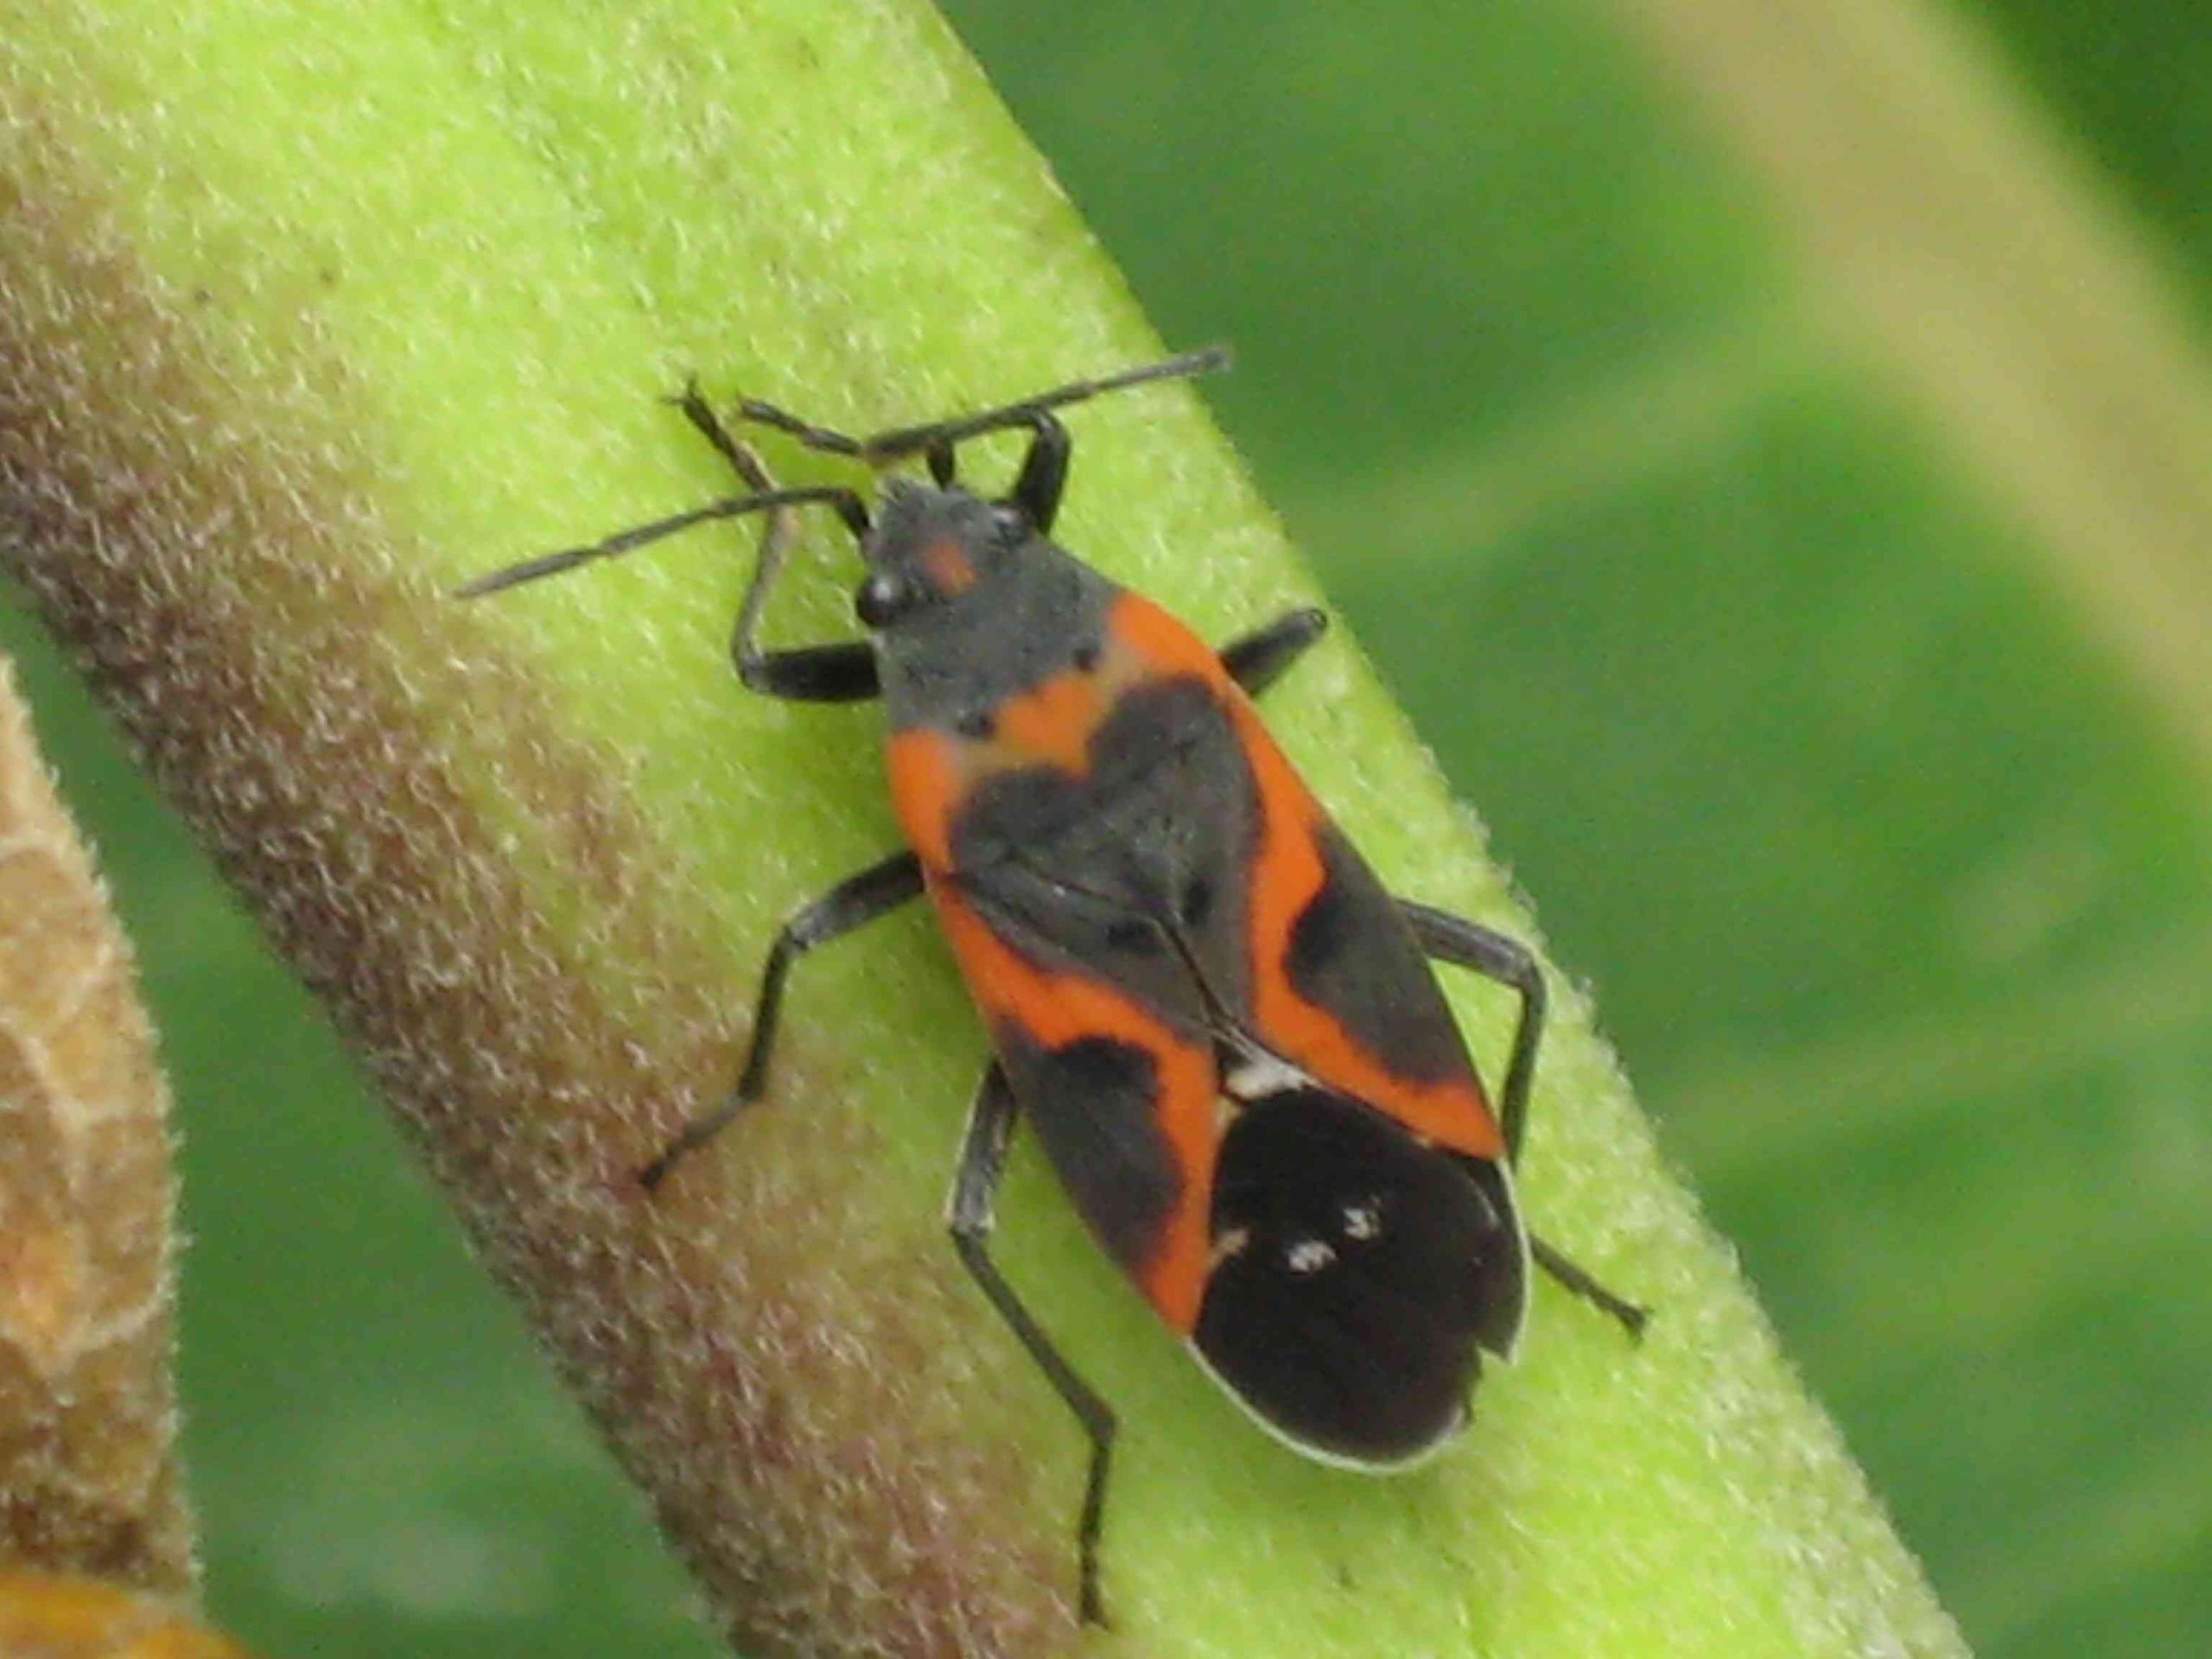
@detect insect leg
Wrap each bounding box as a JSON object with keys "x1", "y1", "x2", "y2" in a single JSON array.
[
  {"x1": 947, "y1": 1063, "x2": 1119, "y2": 1627},
  {"x1": 666, "y1": 385, "x2": 882, "y2": 702},
  {"x1": 1529, "y1": 1235, "x2": 1649, "y2": 1340},
  {"x1": 731, "y1": 395, "x2": 867, "y2": 457},
  {"x1": 746, "y1": 349, "x2": 1228, "y2": 535},
  {"x1": 855, "y1": 347, "x2": 1228, "y2": 467},
  {"x1": 1399, "y1": 901, "x2": 1648, "y2": 1339},
  {"x1": 1002, "y1": 410, "x2": 1071, "y2": 531},
  {"x1": 730, "y1": 397, "x2": 960, "y2": 493},
  {"x1": 1397, "y1": 901, "x2": 1546, "y2": 1163},
  {"x1": 1217, "y1": 607, "x2": 1329, "y2": 697},
  {"x1": 639, "y1": 851, "x2": 925, "y2": 1189}
]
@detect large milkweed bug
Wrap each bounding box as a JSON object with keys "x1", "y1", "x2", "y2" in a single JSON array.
[{"x1": 458, "y1": 349, "x2": 1647, "y2": 1624}]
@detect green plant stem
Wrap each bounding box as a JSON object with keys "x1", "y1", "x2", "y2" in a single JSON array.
[{"x1": 1, "y1": 2, "x2": 1967, "y2": 1655}]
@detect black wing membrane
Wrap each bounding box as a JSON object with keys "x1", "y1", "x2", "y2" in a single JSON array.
[{"x1": 1193, "y1": 1085, "x2": 1525, "y2": 1464}]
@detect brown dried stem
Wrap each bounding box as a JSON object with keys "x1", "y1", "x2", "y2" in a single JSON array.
[{"x1": 0, "y1": 654, "x2": 194, "y2": 1595}]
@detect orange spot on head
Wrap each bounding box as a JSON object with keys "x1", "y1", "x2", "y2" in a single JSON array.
[{"x1": 919, "y1": 537, "x2": 977, "y2": 597}]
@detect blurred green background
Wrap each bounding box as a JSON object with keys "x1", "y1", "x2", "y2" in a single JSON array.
[{"x1": 4, "y1": 1, "x2": 2209, "y2": 1656}]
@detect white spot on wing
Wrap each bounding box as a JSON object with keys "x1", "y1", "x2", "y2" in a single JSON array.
[
  {"x1": 1210, "y1": 1225, "x2": 1251, "y2": 1268},
  {"x1": 1341, "y1": 1198, "x2": 1382, "y2": 1241},
  {"x1": 1285, "y1": 1237, "x2": 1335, "y2": 1274},
  {"x1": 1224, "y1": 1046, "x2": 1312, "y2": 1101}
]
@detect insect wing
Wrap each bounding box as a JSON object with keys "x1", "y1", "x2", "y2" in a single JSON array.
[{"x1": 927, "y1": 876, "x2": 1225, "y2": 1333}]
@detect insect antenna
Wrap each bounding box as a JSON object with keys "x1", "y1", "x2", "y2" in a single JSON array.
[
  {"x1": 452, "y1": 484, "x2": 866, "y2": 599},
  {"x1": 856, "y1": 345, "x2": 1231, "y2": 461},
  {"x1": 734, "y1": 346, "x2": 1233, "y2": 470}
]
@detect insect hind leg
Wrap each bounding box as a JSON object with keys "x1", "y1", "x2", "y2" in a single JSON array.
[
  {"x1": 1529, "y1": 1235, "x2": 1649, "y2": 1340},
  {"x1": 1396, "y1": 901, "x2": 1546, "y2": 1162},
  {"x1": 947, "y1": 1065, "x2": 1119, "y2": 1626},
  {"x1": 1400, "y1": 901, "x2": 1647, "y2": 1341}
]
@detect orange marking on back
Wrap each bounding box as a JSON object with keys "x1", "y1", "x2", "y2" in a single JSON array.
[
  {"x1": 993, "y1": 671, "x2": 1103, "y2": 775},
  {"x1": 976, "y1": 592, "x2": 1220, "y2": 777},
  {"x1": 891, "y1": 593, "x2": 1201, "y2": 798},
  {"x1": 1107, "y1": 591, "x2": 1235, "y2": 684},
  {"x1": 1230, "y1": 698, "x2": 1506, "y2": 1161},
  {"x1": 932, "y1": 886, "x2": 1222, "y2": 1332},
  {"x1": 886, "y1": 728, "x2": 960, "y2": 868}
]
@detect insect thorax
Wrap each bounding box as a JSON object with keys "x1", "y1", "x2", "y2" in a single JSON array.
[{"x1": 870, "y1": 508, "x2": 1119, "y2": 734}]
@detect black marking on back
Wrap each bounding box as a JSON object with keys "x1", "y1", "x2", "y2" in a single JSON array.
[
  {"x1": 1179, "y1": 870, "x2": 1216, "y2": 929},
  {"x1": 1284, "y1": 823, "x2": 1469, "y2": 1085},
  {"x1": 1194, "y1": 1086, "x2": 1525, "y2": 1464},
  {"x1": 950, "y1": 677, "x2": 1262, "y2": 1022},
  {"x1": 998, "y1": 1027, "x2": 1182, "y2": 1276}
]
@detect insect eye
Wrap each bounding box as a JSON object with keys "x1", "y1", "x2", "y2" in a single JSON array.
[
  {"x1": 989, "y1": 503, "x2": 1029, "y2": 545},
  {"x1": 855, "y1": 572, "x2": 914, "y2": 627}
]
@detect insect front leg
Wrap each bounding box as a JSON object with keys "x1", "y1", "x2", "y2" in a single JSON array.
[
  {"x1": 1001, "y1": 410, "x2": 1070, "y2": 530},
  {"x1": 666, "y1": 385, "x2": 882, "y2": 702},
  {"x1": 639, "y1": 851, "x2": 925, "y2": 1187},
  {"x1": 947, "y1": 1064, "x2": 1119, "y2": 1627},
  {"x1": 1398, "y1": 900, "x2": 1648, "y2": 1339},
  {"x1": 742, "y1": 349, "x2": 1225, "y2": 536}
]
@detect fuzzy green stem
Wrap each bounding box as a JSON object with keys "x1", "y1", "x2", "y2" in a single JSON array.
[{"x1": 1, "y1": 3, "x2": 1966, "y2": 1655}]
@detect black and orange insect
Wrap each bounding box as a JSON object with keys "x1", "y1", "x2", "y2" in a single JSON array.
[{"x1": 459, "y1": 350, "x2": 1645, "y2": 1624}]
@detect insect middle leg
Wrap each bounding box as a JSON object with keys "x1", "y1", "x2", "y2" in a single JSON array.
[
  {"x1": 639, "y1": 850, "x2": 925, "y2": 1187},
  {"x1": 947, "y1": 1063, "x2": 1118, "y2": 1627},
  {"x1": 1399, "y1": 900, "x2": 1648, "y2": 1338},
  {"x1": 1217, "y1": 607, "x2": 1329, "y2": 698}
]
